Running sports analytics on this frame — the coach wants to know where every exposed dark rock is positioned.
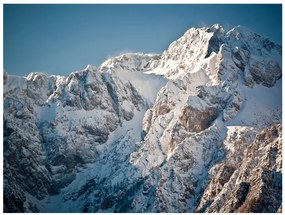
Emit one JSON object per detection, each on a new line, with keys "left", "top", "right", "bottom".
{"left": 155, "top": 101, "right": 171, "bottom": 116}
{"left": 235, "top": 182, "right": 250, "bottom": 206}
{"left": 4, "top": 70, "right": 8, "bottom": 85}
{"left": 249, "top": 59, "right": 281, "bottom": 87}
{"left": 218, "top": 165, "right": 236, "bottom": 186}
{"left": 4, "top": 186, "right": 26, "bottom": 212}
{"left": 205, "top": 25, "right": 224, "bottom": 58}
{"left": 179, "top": 104, "right": 219, "bottom": 133}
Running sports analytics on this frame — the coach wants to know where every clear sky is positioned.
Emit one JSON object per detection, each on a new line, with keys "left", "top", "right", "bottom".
{"left": 4, "top": 4, "right": 282, "bottom": 76}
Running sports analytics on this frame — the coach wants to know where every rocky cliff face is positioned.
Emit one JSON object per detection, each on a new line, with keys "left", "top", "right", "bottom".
{"left": 3, "top": 24, "right": 282, "bottom": 212}
{"left": 4, "top": 64, "right": 150, "bottom": 212}
{"left": 196, "top": 124, "right": 282, "bottom": 213}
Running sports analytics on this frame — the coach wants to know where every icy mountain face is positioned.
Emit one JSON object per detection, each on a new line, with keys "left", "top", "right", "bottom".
{"left": 3, "top": 24, "right": 282, "bottom": 213}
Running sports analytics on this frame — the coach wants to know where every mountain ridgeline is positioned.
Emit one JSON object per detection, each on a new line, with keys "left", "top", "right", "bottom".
{"left": 4, "top": 24, "right": 282, "bottom": 212}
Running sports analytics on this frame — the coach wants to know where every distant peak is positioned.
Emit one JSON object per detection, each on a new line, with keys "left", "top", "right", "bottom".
{"left": 212, "top": 23, "right": 221, "bottom": 29}
{"left": 226, "top": 25, "right": 258, "bottom": 38}
{"left": 85, "top": 64, "right": 96, "bottom": 71}
{"left": 26, "top": 72, "right": 48, "bottom": 80}
{"left": 209, "top": 23, "right": 224, "bottom": 32}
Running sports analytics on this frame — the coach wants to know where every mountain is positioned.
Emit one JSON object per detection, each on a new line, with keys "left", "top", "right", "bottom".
{"left": 3, "top": 24, "right": 282, "bottom": 213}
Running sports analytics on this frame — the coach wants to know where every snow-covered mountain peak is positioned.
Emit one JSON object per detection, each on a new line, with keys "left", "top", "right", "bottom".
{"left": 98, "top": 52, "right": 161, "bottom": 73}
{"left": 4, "top": 24, "right": 282, "bottom": 213}
{"left": 226, "top": 25, "right": 282, "bottom": 57}
{"left": 152, "top": 23, "right": 281, "bottom": 87}
{"left": 226, "top": 25, "right": 262, "bottom": 41}
{"left": 153, "top": 25, "right": 217, "bottom": 79}
{"left": 26, "top": 72, "right": 48, "bottom": 81}
{"left": 208, "top": 23, "right": 224, "bottom": 32}
{"left": 84, "top": 64, "right": 96, "bottom": 72}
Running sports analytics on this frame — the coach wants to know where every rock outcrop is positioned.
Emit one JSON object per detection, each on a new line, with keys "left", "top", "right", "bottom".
{"left": 196, "top": 124, "right": 282, "bottom": 213}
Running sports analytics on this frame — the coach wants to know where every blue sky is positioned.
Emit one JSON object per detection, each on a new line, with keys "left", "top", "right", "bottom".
{"left": 4, "top": 4, "right": 282, "bottom": 76}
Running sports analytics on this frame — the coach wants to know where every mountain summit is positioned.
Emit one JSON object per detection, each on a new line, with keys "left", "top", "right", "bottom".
{"left": 4, "top": 24, "right": 282, "bottom": 212}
